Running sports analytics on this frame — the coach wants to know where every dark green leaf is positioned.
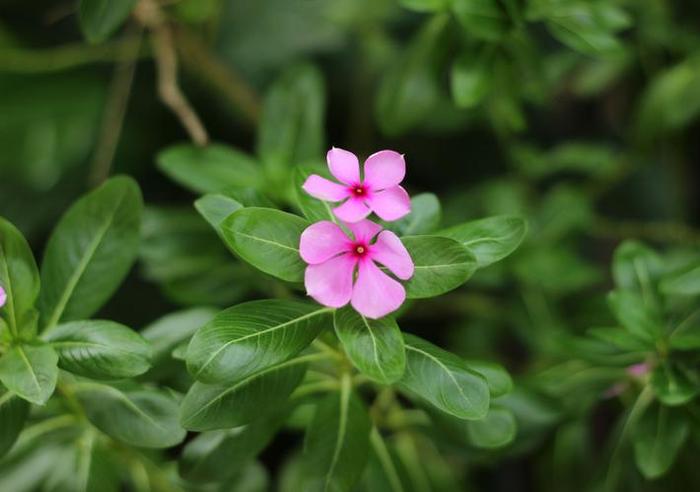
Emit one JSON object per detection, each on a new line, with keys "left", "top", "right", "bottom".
{"left": 39, "top": 176, "right": 143, "bottom": 329}
{"left": 157, "top": 143, "right": 263, "bottom": 194}
{"left": 661, "top": 265, "right": 700, "bottom": 296}
{"left": 452, "top": 0, "right": 509, "bottom": 41}
{"left": 220, "top": 207, "right": 308, "bottom": 282}
{"left": 633, "top": 403, "right": 688, "bottom": 479}
{"left": 650, "top": 361, "right": 698, "bottom": 406}
{"left": 73, "top": 381, "right": 186, "bottom": 448}
{"left": 0, "top": 385, "right": 29, "bottom": 458}
{"left": 440, "top": 215, "right": 527, "bottom": 268}
{"left": 43, "top": 320, "right": 151, "bottom": 380}
{"left": 543, "top": 2, "right": 623, "bottom": 55}
{"left": 668, "top": 309, "right": 700, "bottom": 350}
{"left": 451, "top": 52, "right": 491, "bottom": 108}
{"left": 187, "top": 299, "right": 329, "bottom": 383}
{"left": 334, "top": 307, "right": 406, "bottom": 385}
{"left": 467, "top": 360, "right": 513, "bottom": 397}
{"left": 401, "top": 235, "right": 477, "bottom": 299}
{"left": 0, "top": 342, "right": 58, "bottom": 405}
{"left": 0, "top": 217, "right": 40, "bottom": 337}
{"left": 79, "top": 0, "right": 138, "bottom": 44}
{"left": 607, "top": 290, "right": 663, "bottom": 342}
{"left": 194, "top": 193, "right": 244, "bottom": 233}
{"left": 391, "top": 193, "right": 441, "bottom": 236}
{"left": 303, "top": 379, "right": 371, "bottom": 492}
{"left": 400, "top": 334, "right": 489, "bottom": 420}
{"left": 399, "top": 0, "right": 450, "bottom": 12}
{"left": 467, "top": 407, "right": 517, "bottom": 448}
{"left": 612, "top": 240, "right": 662, "bottom": 300}
{"left": 141, "top": 308, "right": 217, "bottom": 362}
{"left": 180, "top": 357, "right": 308, "bottom": 431}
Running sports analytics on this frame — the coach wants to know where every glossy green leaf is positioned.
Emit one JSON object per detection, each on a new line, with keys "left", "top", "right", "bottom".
{"left": 633, "top": 404, "right": 688, "bottom": 479}
{"left": 0, "top": 385, "right": 29, "bottom": 458}
{"left": 73, "top": 381, "right": 186, "bottom": 448}
{"left": 187, "top": 299, "right": 329, "bottom": 383}
{"left": 334, "top": 307, "right": 405, "bottom": 385}
{"left": 43, "top": 320, "right": 151, "bottom": 380}
{"left": 0, "top": 342, "right": 58, "bottom": 405}
{"left": 257, "top": 64, "right": 325, "bottom": 170}
{"left": 180, "top": 357, "right": 308, "bottom": 431}
{"left": 303, "top": 379, "right": 371, "bottom": 492}
{"left": 467, "top": 407, "right": 517, "bottom": 448}
{"left": 542, "top": 2, "right": 623, "bottom": 55}
{"left": 179, "top": 410, "right": 287, "bottom": 482}
{"left": 157, "top": 143, "right": 262, "bottom": 194}
{"left": 400, "top": 334, "right": 489, "bottom": 420}
{"left": 391, "top": 193, "right": 441, "bottom": 236}
{"left": 452, "top": 0, "right": 509, "bottom": 41}
{"left": 293, "top": 165, "right": 336, "bottom": 223}
{"left": 194, "top": 193, "right": 244, "bottom": 233}
{"left": 39, "top": 176, "right": 142, "bottom": 329}
{"left": 467, "top": 360, "right": 513, "bottom": 397}
{"left": 440, "top": 215, "right": 527, "bottom": 268}
{"left": 141, "top": 308, "right": 217, "bottom": 362}
{"left": 79, "top": 0, "right": 137, "bottom": 44}
{"left": 451, "top": 53, "right": 491, "bottom": 108}
{"left": 607, "top": 290, "right": 663, "bottom": 342}
{"left": 650, "top": 361, "right": 698, "bottom": 406}
{"left": 0, "top": 217, "right": 40, "bottom": 337}
{"left": 401, "top": 235, "right": 477, "bottom": 299}
{"left": 220, "top": 207, "right": 309, "bottom": 282}
{"left": 661, "top": 265, "right": 700, "bottom": 296}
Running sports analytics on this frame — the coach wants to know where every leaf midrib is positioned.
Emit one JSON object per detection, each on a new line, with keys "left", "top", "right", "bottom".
{"left": 234, "top": 231, "right": 299, "bottom": 252}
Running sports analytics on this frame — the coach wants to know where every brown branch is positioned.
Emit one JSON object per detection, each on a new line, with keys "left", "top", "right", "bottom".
{"left": 135, "top": 0, "right": 209, "bottom": 146}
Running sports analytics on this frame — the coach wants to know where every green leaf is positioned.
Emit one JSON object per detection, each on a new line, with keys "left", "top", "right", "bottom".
{"left": 612, "top": 240, "right": 662, "bottom": 300}
{"left": 39, "top": 176, "right": 143, "bottom": 329}
{"left": 79, "top": 0, "right": 138, "bottom": 44}
{"left": 588, "top": 326, "right": 653, "bottom": 352}
{"left": 401, "top": 235, "right": 477, "bottom": 299}
{"left": 179, "top": 410, "right": 287, "bottom": 482}
{"left": 293, "top": 165, "right": 337, "bottom": 223}
{"left": 452, "top": 0, "right": 509, "bottom": 41}
{"left": 451, "top": 52, "right": 491, "bottom": 108}
{"left": 391, "top": 193, "right": 441, "bottom": 236}
{"left": 668, "top": 309, "right": 700, "bottom": 350}
{"left": 400, "top": 334, "right": 489, "bottom": 420}
{"left": 220, "top": 207, "right": 309, "bottom": 282}
{"left": 303, "top": 377, "right": 371, "bottom": 492}
{"left": 73, "top": 381, "right": 186, "bottom": 448}
{"left": 42, "top": 436, "right": 119, "bottom": 492}
{"left": 334, "top": 307, "right": 406, "bottom": 385}
{"left": 607, "top": 290, "right": 663, "bottom": 342}
{"left": 543, "top": 2, "right": 623, "bottom": 55}
{"left": 0, "top": 342, "right": 58, "bottom": 405}
{"left": 440, "top": 215, "right": 527, "bottom": 268}
{"left": 0, "top": 217, "right": 40, "bottom": 337}
{"left": 194, "top": 193, "right": 244, "bottom": 233}
{"left": 399, "top": 0, "right": 450, "bottom": 12}
{"left": 661, "top": 265, "right": 700, "bottom": 297}
{"left": 467, "top": 407, "right": 517, "bottom": 448}
{"left": 375, "top": 15, "right": 449, "bottom": 136}
{"left": 633, "top": 403, "right": 688, "bottom": 479}
{"left": 180, "top": 356, "right": 308, "bottom": 431}
{"left": 157, "top": 143, "right": 263, "bottom": 194}
{"left": 187, "top": 299, "right": 329, "bottom": 383}
{"left": 141, "top": 308, "right": 217, "bottom": 363}
{"left": 43, "top": 320, "right": 152, "bottom": 380}
{"left": 0, "top": 385, "right": 29, "bottom": 458}
{"left": 467, "top": 360, "right": 513, "bottom": 397}
{"left": 650, "top": 361, "right": 698, "bottom": 406}
{"left": 257, "top": 64, "right": 325, "bottom": 170}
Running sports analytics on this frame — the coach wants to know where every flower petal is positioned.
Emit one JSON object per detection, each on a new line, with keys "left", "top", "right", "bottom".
{"left": 302, "top": 175, "right": 349, "bottom": 202}
{"left": 351, "top": 259, "right": 406, "bottom": 319}
{"left": 299, "top": 221, "right": 351, "bottom": 265}
{"left": 367, "top": 186, "right": 411, "bottom": 221}
{"left": 346, "top": 220, "right": 382, "bottom": 244}
{"left": 333, "top": 198, "right": 371, "bottom": 223}
{"left": 327, "top": 147, "right": 360, "bottom": 185}
{"left": 305, "top": 254, "right": 356, "bottom": 308}
{"left": 370, "top": 231, "right": 414, "bottom": 280}
{"left": 0, "top": 286, "right": 6, "bottom": 308}
{"left": 363, "top": 150, "right": 405, "bottom": 190}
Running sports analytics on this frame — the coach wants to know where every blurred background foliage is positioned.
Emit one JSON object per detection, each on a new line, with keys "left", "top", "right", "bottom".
{"left": 1, "top": 0, "right": 700, "bottom": 491}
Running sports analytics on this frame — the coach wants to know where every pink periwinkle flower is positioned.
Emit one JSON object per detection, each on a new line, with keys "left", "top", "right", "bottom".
{"left": 299, "top": 219, "right": 414, "bottom": 319}
{"left": 0, "top": 286, "right": 5, "bottom": 308}
{"left": 626, "top": 362, "right": 650, "bottom": 378}
{"left": 303, "top": 147, "right": 411, "bottom": 223}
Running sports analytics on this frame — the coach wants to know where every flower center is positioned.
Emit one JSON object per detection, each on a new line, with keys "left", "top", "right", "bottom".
{"left": 352, "top": 243, "right": 369, "bottom": 257}
{"left": 351, "top": 184, "right": 367, "bottom": 197}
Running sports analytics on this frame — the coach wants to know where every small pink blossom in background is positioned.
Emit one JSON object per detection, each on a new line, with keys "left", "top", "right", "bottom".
{"left": 299, "top": 219, "right": 414, "bottom": 319}
{"left": 626, "top": 362, "right": 650, "bottom": 377}
{"left": 303, "top": 147, "right": 411, "bottom": 223}
{"left": 0, "top": 286, "right": 6, "bottom": 308}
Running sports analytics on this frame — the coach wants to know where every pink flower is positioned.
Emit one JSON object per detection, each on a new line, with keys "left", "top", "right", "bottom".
{"left": 299, "top": 219, "right": 414, "bottom": 319}
{"left": 302, "top": 147, "right": 411, "bottom": 223}
{"left": 0, "top": 286, "right": 5, "bottom": 308}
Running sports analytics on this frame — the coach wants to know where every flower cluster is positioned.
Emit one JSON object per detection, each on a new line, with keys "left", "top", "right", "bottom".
{"left": 300, "top": 148, "right": 414, "bottom": 318}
